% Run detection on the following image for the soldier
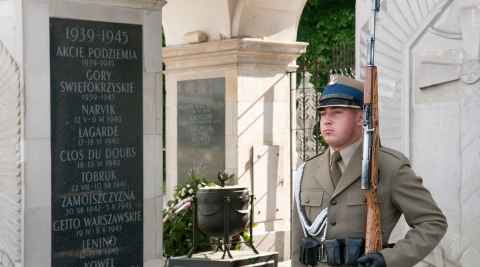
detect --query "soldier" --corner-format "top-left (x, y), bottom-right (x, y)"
top-left (291, 76), bottom-right (447, 267)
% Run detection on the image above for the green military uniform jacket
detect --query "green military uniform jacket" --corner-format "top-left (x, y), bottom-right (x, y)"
top-left (291, 145), bottom-right (447, 267)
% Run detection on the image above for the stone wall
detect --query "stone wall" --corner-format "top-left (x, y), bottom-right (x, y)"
top-left (0, 38), bottom-right (23, 267)
top-left (357, 0), bottom-right (480, 266)
top-left (0, 1), bottom-right (165, 266)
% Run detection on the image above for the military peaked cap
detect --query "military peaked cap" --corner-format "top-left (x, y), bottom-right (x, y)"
top-left (318, 76), bottom-right (364, 109)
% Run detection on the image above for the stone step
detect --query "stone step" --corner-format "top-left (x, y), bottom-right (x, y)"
top-left (168, 251), bottom-right (279, 267)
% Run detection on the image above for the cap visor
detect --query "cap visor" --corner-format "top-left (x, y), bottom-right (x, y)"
top-left (317, 104), bottom-right (362, 109)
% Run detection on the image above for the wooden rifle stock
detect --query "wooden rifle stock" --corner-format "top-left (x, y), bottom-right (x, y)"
top-left (363, 66), bottom-right (382, 254)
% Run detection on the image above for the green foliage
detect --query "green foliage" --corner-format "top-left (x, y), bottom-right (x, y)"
top-left (297, 0), bottom-right (356, 90)
top-left (162, 173), bottom-right (253, 256)
top-left (163, 175), bottom-right (213, 256)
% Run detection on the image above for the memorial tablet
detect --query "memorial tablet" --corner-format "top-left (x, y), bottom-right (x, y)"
top-left (177, 78), bottom-right (225, 184)
top-left (50, 18), bottom-right (143, 267)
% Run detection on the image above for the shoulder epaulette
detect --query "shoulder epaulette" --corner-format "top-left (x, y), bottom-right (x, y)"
top-left (380, 146), bottom-right (409, 162)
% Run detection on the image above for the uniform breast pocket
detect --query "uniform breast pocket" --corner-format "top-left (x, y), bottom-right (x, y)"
top-left (301, 190), bottom-right (327, 221)
top-left (346, 193), bottom-right (367, 234)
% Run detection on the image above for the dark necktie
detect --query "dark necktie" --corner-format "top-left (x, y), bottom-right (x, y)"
top-left (330, 151), bottom-right (342, 187)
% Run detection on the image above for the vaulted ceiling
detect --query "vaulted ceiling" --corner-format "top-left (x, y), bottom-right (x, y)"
top-left (163, 0), bottom-right (308, 46)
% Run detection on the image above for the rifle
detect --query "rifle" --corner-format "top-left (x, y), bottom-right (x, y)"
top-left (361, 0), bottom-right (383, 255)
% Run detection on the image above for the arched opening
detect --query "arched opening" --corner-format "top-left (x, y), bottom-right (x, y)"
top-left (293, 0), bottom-right (356, 161)
top-left (298, 0), bottom-right (356, 87)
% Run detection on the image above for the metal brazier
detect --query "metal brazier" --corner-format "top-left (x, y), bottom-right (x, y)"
top-left (196, 186), bottom-right (249, 238)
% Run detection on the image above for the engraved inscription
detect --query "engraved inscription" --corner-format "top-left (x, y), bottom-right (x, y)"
top-left (177, 78), bottom-right (225, 184)
top-left (50, 18), bottom-right (143, 267)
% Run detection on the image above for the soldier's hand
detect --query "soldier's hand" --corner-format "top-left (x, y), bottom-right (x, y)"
top-left (356, 252), bottom-right (386, 267)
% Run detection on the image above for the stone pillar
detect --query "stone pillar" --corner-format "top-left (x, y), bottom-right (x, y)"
top-left (164, 38), bottom-right (307, 260)
top-left (0, 0), bottom-right (165, 266)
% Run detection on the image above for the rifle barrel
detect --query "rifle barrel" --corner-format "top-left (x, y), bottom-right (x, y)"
top-left (368, 0), bottom-right (381, 66)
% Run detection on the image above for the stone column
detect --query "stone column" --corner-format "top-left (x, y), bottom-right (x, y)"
top-left (164, 38), bottom-right (307, 260)
top-left (0, 0), bottom-right (165, 266)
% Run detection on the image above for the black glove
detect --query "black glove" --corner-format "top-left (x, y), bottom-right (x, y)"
top-left (356, 252), bottom-right (386, 267)
top-left (299, 237), bottom-right (321, 265)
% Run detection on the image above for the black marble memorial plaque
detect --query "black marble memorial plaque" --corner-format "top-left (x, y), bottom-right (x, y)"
top-left (177, 78), bottom-right (225, 184)
top-left (50, 18), bottom-right (143, 267)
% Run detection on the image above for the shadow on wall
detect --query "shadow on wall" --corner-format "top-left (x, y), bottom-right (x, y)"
top-left (236, 72), bottom-right (288, 221)
top-left (236, 71), bottom-right (290, 259)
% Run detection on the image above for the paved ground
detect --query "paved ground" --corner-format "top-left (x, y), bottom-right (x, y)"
top-left (159, 256), bottom-right (292, 266)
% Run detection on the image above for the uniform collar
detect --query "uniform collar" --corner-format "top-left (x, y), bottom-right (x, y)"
top-left (331, 142), bottom-right (363, 200)
top-left (329, 138), bottom-right (362, 170)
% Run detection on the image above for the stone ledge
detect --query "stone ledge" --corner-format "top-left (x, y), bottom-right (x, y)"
top-left (64, 0), bottom-right (166, 10)
top-left (168, 251), bottom-right (278, 267)
top-left (163, 38), bottom-right (308, 72)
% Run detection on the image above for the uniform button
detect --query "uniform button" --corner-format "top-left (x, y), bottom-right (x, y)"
top-left (330, 221), bottom-right (336, 226)
top-left (305, 199), bottom-right (310, 204)
top-left (331, 200), bottom-right (337, 206)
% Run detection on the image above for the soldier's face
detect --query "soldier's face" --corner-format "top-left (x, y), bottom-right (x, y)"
top-left (319, 107), bottom-right (363, 150)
